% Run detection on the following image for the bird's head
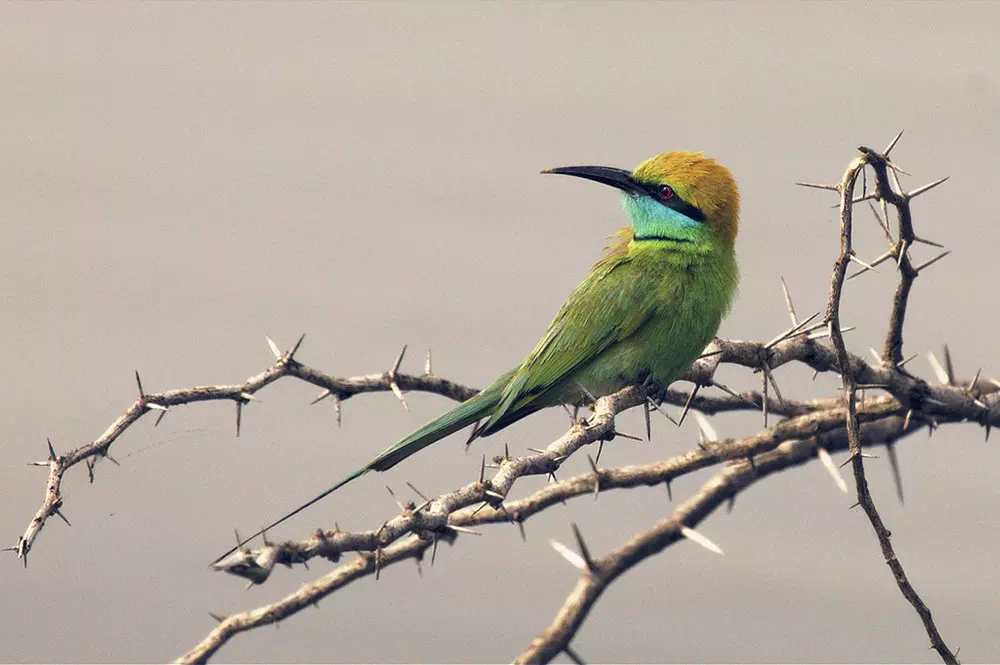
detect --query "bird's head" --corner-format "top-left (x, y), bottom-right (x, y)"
top-left (543, 151), bottom-right (740, 250)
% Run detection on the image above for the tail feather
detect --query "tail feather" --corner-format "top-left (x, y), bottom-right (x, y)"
top-left (368, 385), bottom-right (502, 471)
top-left (212, 384), bottom-right (505, 565)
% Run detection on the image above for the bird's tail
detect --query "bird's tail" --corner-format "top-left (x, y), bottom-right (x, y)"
top-left (366, 384), bottom-right (503, 472)
top-left (212, 383), bottom-right (504, 565)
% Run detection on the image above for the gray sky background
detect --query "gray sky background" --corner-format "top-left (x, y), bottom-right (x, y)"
top-left (3, 2), bottom-right (999, 662)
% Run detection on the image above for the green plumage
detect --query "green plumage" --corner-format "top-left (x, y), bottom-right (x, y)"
top-left (374, 226), bottom-right (737, 471)
top-left (216, 151), bottom-right (740, 562)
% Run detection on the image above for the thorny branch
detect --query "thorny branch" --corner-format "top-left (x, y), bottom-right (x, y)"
top-left (824, 138), bottom-right (959, 664)
top-left (11, 137), bottom-right (988, 664)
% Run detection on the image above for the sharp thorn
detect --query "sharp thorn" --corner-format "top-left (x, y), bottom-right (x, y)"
top-left (968, 368), bottom-right (983, 394)
top-left (587, 454), bottom-right (600, 500)
top-left (896, 239), bottom-right (910, 268)
top-left (928, 352), bottom-right (951, 385)
top-left (873, 209), bottom-right (895, 246)
top-left (848, 252), bottom-right (878, 272)
top-left (764, 311), bottom-right (820, 349)
top-left (885, 158), bottom-right (910, 176)
top-left (563, 645), bottom-right (586, 665)
top-left (764, 364), bottom-right (785, 404)
top-left (846, 191), bottom-right (878, 205)
top-left (761, 371), bottom-right (769, 428)
top-left (914, 250), bottom-right (951, 273)
top-left (886, 443), bottom-right (904, 503)
top-left (265, 336), bottom-right (281, 360)
top-left (134, 371), bottom-right (144, 398)
top-left (643, 400), bottom-right (651, 441)
top-left (680, 525), bottom-right (724, 555)
top-left (884, 129), bottom-right (904, 155)
top-left (795, 181), bottom-right (840, 191)
top-left (907, 176), bottom-right (949, 199)
top-left (709, 379), bottom-right (756, 406)
top-left (386, 485), bottom-right (405, 511)
top-left (646, 396), bottom-right (679, 426)
top-left (912, 235), bottom-right (945, 248)
top-left (389, 381), bottom-right (409, 411)
top-left (866, 200), bottom-right (894, 243)
top-left (817, 447), bottom-right (849, 494)
top-left (571, 523), bottom-right (594, 570)
top-left (888, 167), bottom-right (903, 196)
top-left (446, 524), bottom-right (481, 536)
top-left (693, 411), bottom-right (718, 442)
top-left (391, 344), bottom-right (407, 375)
top-left (549, 538), bottom-right (588, 571)
top-left (943, 345), bottom-right (955, 386)
top-left (288, 333), bottom-right (306, 360)
top-left (780, 277), bottom-right (798, 326)
top-left (406, 481), bottom-right (428, 502)
top-left (576, 381), bottom-right (597, 406)
top-left (310, 388), bottom-right (331, 405)
top-left (678, 383), bottom-right (699, 427)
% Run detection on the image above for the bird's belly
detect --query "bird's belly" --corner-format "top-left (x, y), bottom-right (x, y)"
top-left (564, 301), bottom-right (721, 403)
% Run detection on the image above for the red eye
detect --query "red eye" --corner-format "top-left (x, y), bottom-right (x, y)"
top-left (657, 185), bottom-right (674, 200)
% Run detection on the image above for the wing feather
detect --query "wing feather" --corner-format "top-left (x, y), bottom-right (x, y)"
top-left (482, 228), bottom-right (660, 431)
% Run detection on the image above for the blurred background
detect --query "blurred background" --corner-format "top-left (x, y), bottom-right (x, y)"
top-left (2, 2), bottom-right (999, 662)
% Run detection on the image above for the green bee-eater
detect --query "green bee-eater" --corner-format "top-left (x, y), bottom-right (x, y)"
top-left (219, 151), bottom-right (739, 561)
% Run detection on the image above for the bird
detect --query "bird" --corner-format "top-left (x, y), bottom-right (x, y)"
top-left (215, 151), bottom-right (739, 563)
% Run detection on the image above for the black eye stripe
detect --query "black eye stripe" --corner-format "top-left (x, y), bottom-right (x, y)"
top-left (636, 181), bottom-right (705, 222)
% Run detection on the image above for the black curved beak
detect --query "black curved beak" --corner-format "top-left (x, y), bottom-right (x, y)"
top-left (541, 165), bottom-right (643, 195)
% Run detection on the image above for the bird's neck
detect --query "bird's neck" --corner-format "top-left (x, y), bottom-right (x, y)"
top-left (623, 195), bottom-right (716, 255)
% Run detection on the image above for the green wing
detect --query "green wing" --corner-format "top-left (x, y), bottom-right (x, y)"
top-left (480, 229), bottom-right (660, 434)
